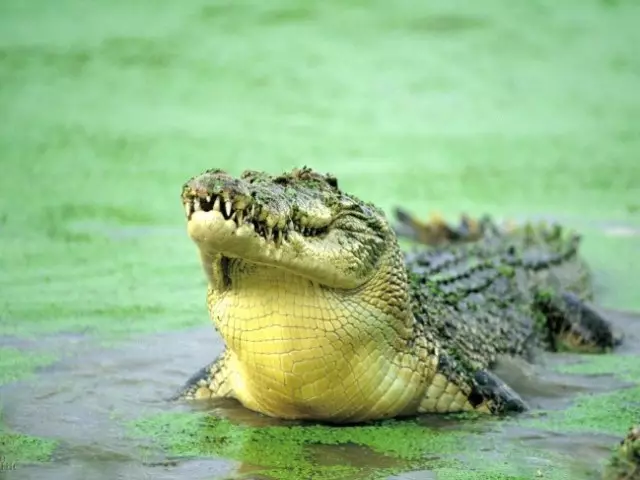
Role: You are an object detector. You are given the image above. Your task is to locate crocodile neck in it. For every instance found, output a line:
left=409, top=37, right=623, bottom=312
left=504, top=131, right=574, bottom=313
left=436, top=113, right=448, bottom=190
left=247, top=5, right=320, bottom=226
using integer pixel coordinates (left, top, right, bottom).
left=204, top=255, right=425, bottom=421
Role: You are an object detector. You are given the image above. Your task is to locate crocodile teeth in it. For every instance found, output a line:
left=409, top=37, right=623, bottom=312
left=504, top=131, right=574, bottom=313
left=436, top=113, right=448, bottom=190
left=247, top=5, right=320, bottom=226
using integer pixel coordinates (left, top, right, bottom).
left=288, top=220, right=295, bottom=231
left=194, top=200, right=202, bottom=212
left=266, top=227, right=272, bottom=240
left=225, top=200, right=233, bottom=218
left=236, top=210, right=244, bottom=224
left=185, top=203, right=191, bottom=217
left=212, top=196, right=221, bottom=212
left=205, top=195, right=211, bottom=203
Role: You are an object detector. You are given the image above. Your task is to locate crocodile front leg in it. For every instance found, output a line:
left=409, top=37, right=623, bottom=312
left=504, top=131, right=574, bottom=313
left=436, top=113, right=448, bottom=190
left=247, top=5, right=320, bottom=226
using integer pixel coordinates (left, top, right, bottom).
left=417, top=351, right=528, bottom=415
left=175, top=350, right=234, bottom=400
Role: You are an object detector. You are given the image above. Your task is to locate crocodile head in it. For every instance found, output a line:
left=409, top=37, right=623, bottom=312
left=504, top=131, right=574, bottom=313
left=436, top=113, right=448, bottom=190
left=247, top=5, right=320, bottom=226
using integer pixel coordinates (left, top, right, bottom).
left=181, top=167, right=418, bottom=421
left=181, top=166, right=396, bottom=290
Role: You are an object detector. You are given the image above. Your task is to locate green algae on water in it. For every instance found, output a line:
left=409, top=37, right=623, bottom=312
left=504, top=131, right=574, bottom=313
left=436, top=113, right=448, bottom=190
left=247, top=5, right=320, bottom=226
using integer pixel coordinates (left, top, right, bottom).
left=0, top=347, right=57, bottom=386
left=555, top=353, right=640, bottom=383
left=130, top=412, right=464, bottom=480
left=0, top=350, right=58, bottom=466
left=524, top=386, right=640, bottom=437
left=0, top=408, right=57, bottom=465
left=521, top=353, right=640, bottom=437
left=0, top=430, right=57, bottom=466
left=129, top=412, right=585, bottom=480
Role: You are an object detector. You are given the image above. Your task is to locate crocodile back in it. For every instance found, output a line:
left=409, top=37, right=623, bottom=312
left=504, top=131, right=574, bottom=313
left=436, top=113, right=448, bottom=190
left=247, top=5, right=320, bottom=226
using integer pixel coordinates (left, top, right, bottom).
left=405, top=225, right=590, bottom=371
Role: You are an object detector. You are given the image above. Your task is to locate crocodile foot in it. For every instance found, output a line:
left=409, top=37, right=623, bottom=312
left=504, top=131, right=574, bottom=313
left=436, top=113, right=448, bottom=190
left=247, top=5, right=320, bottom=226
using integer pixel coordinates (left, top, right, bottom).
left=174, top=351, right=234, bottom=401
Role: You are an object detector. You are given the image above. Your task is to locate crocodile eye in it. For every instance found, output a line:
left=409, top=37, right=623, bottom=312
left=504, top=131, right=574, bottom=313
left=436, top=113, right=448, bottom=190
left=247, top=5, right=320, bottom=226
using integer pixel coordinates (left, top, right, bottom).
left=338, top=196, right=357, bottom=209
left=361, top=205, right=375, bottom=217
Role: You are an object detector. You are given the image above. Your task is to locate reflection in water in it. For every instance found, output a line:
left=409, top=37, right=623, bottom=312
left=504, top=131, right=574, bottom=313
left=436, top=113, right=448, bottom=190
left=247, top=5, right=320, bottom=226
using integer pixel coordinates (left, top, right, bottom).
left=130, top=408, right=468, bottom=480
left=234, top=443, right=416, bottom=480
left=0, top=310, right=638, bottom=480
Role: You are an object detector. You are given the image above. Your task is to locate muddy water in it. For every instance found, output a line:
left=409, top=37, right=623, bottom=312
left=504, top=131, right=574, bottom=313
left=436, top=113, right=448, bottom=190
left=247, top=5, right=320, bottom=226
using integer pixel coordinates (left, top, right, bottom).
left=1, top=307, right=638, bottom=480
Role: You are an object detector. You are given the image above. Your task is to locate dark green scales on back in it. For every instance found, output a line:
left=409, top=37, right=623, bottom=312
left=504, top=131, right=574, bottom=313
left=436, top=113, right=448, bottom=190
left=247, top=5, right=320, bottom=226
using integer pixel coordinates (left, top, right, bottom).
left=395, top=210, right=620, bottom=411
left=396, top=213, right=638, bottom=478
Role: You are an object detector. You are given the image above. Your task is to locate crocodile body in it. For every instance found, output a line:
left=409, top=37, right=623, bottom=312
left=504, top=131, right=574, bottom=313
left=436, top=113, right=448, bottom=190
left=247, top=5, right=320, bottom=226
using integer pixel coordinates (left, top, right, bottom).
left=177, top=167, right=620, bottom=424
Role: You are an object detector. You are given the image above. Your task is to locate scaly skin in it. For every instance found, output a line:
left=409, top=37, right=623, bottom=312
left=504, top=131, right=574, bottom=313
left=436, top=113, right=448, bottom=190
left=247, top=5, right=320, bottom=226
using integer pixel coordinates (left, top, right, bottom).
left=177, top=167, right=620, bottom=424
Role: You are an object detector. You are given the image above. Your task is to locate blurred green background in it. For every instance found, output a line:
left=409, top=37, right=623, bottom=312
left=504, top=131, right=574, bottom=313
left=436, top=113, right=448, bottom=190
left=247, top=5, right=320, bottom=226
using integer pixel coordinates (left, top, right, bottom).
left=2, top=0, right=638, bottom=337
left=1, top=0, right=639, bottom=479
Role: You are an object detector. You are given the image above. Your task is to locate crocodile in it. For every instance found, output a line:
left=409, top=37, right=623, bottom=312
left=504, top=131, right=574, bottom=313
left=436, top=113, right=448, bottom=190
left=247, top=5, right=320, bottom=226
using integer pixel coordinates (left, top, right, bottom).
left=177, top=166, right=621, bottom=424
